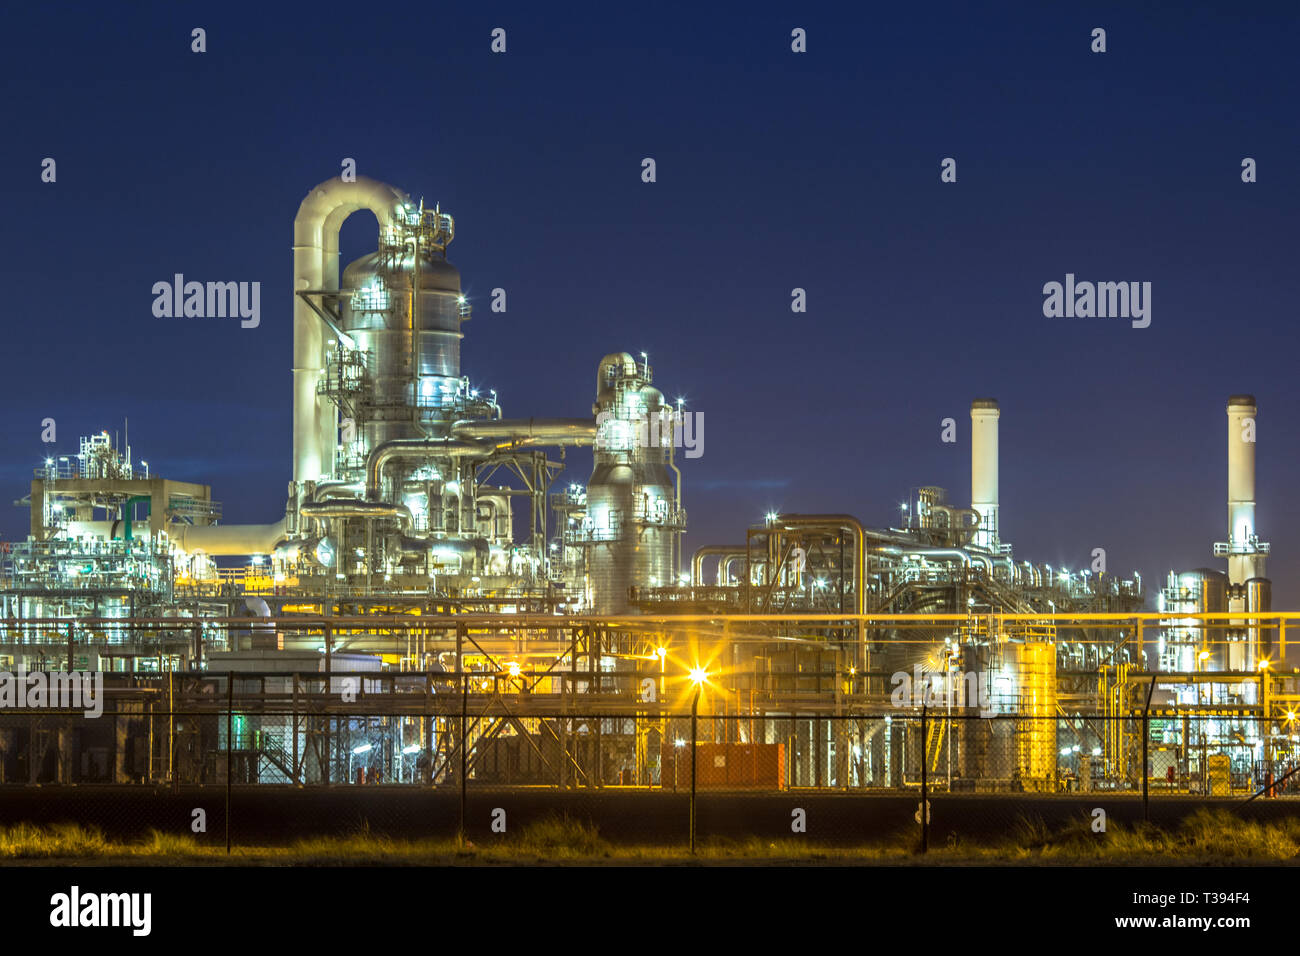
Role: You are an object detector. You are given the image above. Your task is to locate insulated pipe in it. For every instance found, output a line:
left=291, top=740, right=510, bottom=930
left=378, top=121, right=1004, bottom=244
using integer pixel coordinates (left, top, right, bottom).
left=769, top=514, right=867, bottom=615
left=364, top=438, right=492, bottom=499
left=312, top=480, right=364, bottom=501
left=450, top=418, right=596, bottom=446
left=170, top=519, right=288, bottom=556
left=299, top=500, right=412, bottom=530
left=970, top=398, right=1000, bottom=551
left=63, top=520, right=124, bottom=540
left=691, top=545, right=747, bottom=586
left=991, top=556, right=1019, bottom=583
left=294, top=175, right=409, bottom=485
left=428, top=537, right=491, bottom=571
left=1018, top=560, right=1036, bottom=586
left=875, top=545, right=983, bottom=571
left=770, top=513, right=870, bottom=671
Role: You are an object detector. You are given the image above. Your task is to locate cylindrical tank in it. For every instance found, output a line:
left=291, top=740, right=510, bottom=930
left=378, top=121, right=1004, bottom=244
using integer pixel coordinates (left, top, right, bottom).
left=1011, top=641, right=1057, bottom=789
left=1247, top=577, right=1273, bottom=662
left=340, top=248, right=464, bottom=454
left=585, top=354, right=682, bottom=613
left=1189, top=568, right=1228, bottom=668
left=1193, top=567, right=1228, bottom=613
left=963, top=641, right=1057, bottom=789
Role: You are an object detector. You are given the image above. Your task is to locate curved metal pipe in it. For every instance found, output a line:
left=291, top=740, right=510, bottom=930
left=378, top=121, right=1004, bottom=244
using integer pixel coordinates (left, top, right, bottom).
left=312, top=480, right=363, bottom=501
left=876, top=545, right=969, bottom=566
left=170, top=519, right=289, bottom=556
left=691, top=545, right=747, bottom=586
left=428, top=536, right=490, bottom=571
left=294, top=175, right=409, bottom=484
left=450, top=417, right=595, bottom=447
left=876, top=545, right=991, bottom=574
left=300, top=500, right=412, bottom=530
left=770, top=514, right=867, bottom=616
left=364, top=438, right=492, bottom=499
left=990, top=555, right=1018, bottom=584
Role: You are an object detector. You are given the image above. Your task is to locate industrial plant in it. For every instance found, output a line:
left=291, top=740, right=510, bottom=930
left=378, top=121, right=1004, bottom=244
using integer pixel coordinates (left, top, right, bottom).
left=0, top=176, right=1290, bottom=797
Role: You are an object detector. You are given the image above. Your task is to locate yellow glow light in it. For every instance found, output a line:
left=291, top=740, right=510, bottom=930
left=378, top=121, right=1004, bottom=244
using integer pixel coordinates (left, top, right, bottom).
left=689, top=667, right=708, bottom=685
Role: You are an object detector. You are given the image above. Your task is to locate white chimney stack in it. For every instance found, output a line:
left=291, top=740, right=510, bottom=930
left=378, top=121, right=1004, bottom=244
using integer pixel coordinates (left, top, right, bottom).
left=1224, top=394, right=1266, bottom=585
left=971, top=399, right=1000, bottom=551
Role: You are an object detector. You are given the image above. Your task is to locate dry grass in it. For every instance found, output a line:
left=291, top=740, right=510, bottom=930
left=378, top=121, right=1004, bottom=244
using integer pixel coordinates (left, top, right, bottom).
left=0, top=809, right=1296, bottom=865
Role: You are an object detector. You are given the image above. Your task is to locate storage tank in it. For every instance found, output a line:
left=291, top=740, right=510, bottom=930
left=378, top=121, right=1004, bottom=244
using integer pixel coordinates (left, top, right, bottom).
left=957, top=641, right=1056, bottom=790
left=1193, top=568, right=1228, bottom=668
left=1011, top=641, right=1057, bottom=789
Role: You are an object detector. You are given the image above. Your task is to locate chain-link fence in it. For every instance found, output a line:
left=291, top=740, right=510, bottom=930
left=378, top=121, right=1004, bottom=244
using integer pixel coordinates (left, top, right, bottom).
left=0, top=672, right=1295, bottom=855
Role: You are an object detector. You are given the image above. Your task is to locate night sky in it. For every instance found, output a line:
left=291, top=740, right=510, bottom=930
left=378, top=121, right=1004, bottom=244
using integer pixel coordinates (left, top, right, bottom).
left=3, top=1, right=1297, bottom=604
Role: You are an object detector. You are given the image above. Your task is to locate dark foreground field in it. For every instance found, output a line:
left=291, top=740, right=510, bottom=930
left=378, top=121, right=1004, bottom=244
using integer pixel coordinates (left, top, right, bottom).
left=0, top=786, right=1297, bottom=864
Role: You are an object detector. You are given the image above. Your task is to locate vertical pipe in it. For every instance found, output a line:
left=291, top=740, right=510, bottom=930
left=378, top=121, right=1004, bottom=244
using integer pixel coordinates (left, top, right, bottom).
left=225, top=671, right=233, bottom=854
left=459, top=672, right=468, bottom=844
left=424, top=671, right=434, bottom=786
left=1142, top=675, right=1155, bottom=822
left=920, top=701, right=929, bottom=853
left=690, top=687, right=700, bottom=854
left=168, top=670, right=175, bottom=791
left=292, top=673, right=299, bottom=785
left=323, top=623, right=332, bottom=786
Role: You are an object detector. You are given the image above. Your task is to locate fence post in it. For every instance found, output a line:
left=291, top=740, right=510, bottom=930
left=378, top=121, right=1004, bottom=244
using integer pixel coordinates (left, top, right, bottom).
left=690, top=688, right=700, bottom=854
left=169, top=670, right=177, bottom=793
left=323, top=624, right=332, bottom=787
left=920, top=702, right=929, bottom=853
left=459, top=671, right=468, bottom=844
left=226, top=671, right=233, bottom=855
left=424, top=670, right=433, bottom=787
left=1142, top=675, right=1156, bottom=823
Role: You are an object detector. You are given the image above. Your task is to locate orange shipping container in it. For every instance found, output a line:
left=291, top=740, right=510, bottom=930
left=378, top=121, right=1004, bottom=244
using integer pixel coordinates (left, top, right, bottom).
left=660, top=741, right=785, bottom=789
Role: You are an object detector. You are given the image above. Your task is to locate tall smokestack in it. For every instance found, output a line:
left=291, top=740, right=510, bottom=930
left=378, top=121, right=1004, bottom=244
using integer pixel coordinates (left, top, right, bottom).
left=1226, top=394, right=1260, bottom=583
left=1222, top=395, right=1269, bottom=670
left=970, top=399, right=1000, bottom=551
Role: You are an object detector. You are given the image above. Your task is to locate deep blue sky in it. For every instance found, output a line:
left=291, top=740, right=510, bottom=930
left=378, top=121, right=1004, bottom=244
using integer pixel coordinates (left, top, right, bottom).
left=3, top=1, right=1297, bottom=603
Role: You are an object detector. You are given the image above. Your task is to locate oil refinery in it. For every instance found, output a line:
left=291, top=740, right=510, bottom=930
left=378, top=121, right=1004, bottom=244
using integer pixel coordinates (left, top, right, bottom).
left=0, top=176, right=1292, bottom=796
